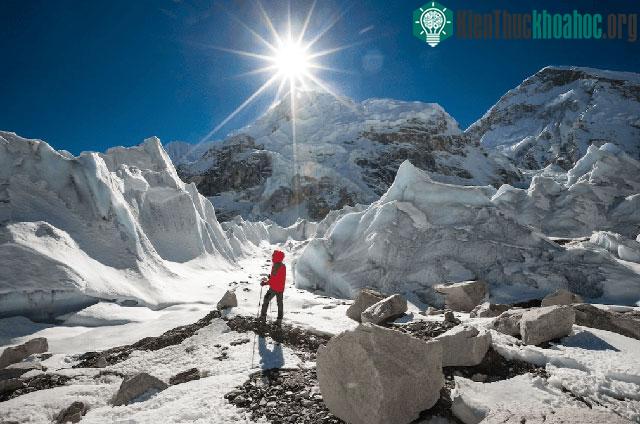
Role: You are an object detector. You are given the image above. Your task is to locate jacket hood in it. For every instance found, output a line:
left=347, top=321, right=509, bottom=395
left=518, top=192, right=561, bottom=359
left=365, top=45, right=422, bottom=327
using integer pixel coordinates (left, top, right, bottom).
left=272, top=250, right=285, bottom=263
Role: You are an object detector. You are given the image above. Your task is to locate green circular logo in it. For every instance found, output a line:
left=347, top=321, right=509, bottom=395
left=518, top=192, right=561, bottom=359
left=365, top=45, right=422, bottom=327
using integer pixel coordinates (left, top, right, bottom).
left=413, top=2, right=454, bottom=47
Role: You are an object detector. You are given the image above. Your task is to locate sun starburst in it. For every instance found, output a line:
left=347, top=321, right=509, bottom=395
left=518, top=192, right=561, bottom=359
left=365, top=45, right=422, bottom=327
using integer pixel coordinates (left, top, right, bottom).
left=199, top=0, right=354, bottom=143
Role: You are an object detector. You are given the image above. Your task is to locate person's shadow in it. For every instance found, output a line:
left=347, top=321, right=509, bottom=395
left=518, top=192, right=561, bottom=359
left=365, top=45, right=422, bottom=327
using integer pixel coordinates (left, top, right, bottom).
left=258, top=336, right=284, bottom=369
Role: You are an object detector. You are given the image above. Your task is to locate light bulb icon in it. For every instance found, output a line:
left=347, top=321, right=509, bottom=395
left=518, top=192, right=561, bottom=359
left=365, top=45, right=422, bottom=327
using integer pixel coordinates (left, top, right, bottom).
left=420, top=8, right=446, bottom=47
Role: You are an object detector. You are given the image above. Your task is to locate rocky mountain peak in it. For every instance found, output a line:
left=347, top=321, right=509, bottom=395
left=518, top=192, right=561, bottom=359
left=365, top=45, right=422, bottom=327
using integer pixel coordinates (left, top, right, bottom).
left=467, top=66, right=640, bottom=170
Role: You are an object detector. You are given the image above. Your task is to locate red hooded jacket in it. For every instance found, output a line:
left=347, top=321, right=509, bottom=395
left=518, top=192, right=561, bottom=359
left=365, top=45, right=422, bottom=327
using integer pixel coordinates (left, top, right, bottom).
left=267, top=250, right=286, bottom=293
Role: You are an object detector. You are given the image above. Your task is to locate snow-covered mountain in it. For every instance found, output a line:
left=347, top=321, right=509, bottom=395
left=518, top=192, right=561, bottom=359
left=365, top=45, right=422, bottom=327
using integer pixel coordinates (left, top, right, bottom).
left=168, top=91, right=521, bottom=225
left=467, top=66, right=640, bottom=170
left=0, top=132, right=239, bottom=320
left=294, top=161, right=640, bottom=306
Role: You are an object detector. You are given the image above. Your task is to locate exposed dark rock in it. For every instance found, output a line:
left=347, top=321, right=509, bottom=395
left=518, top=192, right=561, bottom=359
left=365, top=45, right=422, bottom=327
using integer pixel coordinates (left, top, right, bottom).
left=0, top=373, right=71, bottom=402
left=390, top=318, right=458, bottom=341
left=0, top=337, right=48, bottom=368
left=226, top=369, right=344, bottom=424
left=169, top=368, right=201, bottom=386
left=178, top=135, right=272, bottom=197
left=573, top=303, right=640, bottom=340
left=511, top=298, right=542, bottom=308
left=223, top=315, right=331, bottom=362
left=74, top=310, right=221, bottom=368
left=112, top=373, right=168, bottom=406
left=55, top=401, right=88, bottom=423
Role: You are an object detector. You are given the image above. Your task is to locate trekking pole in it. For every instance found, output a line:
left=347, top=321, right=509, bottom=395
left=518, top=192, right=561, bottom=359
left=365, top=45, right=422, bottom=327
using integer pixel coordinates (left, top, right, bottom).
left=251, top=284, right=264, bottom=368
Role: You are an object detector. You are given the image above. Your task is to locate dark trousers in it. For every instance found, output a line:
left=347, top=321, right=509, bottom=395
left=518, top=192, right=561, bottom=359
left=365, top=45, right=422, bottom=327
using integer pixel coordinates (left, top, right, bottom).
left=261, top=288, right=283, bottom=320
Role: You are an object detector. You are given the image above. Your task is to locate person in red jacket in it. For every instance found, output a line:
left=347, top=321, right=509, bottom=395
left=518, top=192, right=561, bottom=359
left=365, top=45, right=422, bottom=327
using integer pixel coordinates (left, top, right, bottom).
left=259, top=250, right=286, bottom=325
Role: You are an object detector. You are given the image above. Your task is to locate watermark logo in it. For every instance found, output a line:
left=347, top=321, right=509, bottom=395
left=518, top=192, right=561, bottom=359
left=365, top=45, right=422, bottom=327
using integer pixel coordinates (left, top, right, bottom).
left=413, top=2, right=454, bottom=47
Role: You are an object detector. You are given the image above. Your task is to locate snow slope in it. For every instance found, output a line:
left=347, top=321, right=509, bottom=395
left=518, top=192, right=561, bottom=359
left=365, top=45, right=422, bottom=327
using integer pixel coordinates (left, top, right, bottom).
left=467, top=66, right=640, bottom=170
left=169, top=90, right=521, bottom=225
left=1, top=249, right=638, bottom=423
left=0, top=132, right=241, bottom=320
left=294, top=161, right=640, bottom=306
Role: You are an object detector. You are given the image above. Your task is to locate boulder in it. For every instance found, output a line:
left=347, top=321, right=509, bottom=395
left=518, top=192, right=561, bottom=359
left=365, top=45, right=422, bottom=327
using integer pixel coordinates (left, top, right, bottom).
left=0, top=338, right=48, bottom=368
left=346, top=289, right=385, bottom=322
left=481, top=408, right=629, bottom=423
left=541, top=289, right=584, bottom=307
left=1, top=362, right=44, bottom=380
left=361, top=294, right=408, bottom=324
left=422, top=307, right=443, bottom=316
left=55, top=401, right=88, bottom=423
left=317, top=324, right=444, bottom=424
left=520, top=306, right=575, bottom=345
left=492, top=309, right=525, bottom=336
left=469, top=302, right=510, bottom=318
left=0, top=378, right=24, bottom=394
left=216, top=290, right=238, bottom=310
left=435, top=325, right=491, bottom=367
left=435, top=281, right=488, bottom=312
left=444, top=310, right=461, bottom=324
left=573, top=303, right=640, bottom=340
left=169, top=368, right=200, bottom=385
left=112, top=373, right=168, bottom=406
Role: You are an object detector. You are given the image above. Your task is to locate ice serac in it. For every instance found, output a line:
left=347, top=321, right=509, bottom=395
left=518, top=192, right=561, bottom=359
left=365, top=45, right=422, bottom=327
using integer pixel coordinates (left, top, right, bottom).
left=170, top=90, right=521, bottom=226
left=0, top=132, right=237, bottom=320
left=295, top=160, right=640, bottom=305
left=492, top=143, right=640, bottom=238
left=468, top=66, right=640, bottom=170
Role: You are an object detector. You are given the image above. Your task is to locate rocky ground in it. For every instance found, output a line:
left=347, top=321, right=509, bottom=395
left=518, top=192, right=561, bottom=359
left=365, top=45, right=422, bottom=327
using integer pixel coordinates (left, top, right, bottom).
left=2, top=289, right=639, bottom=423
left=74, top=310, right=223, bottom=368
left=224, top=314, right=548, bottom=424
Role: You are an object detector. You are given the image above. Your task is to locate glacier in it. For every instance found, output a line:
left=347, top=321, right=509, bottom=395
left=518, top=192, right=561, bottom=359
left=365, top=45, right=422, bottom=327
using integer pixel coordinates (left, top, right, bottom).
left=294, top=161, right=640, bottom=306
left=0, top=132, right=240, bottom=320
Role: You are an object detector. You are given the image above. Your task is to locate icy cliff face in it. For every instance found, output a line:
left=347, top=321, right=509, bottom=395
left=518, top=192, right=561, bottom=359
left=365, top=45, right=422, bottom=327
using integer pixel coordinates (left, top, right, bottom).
left=467, top=66, right=640, bottom=170
left=492, top=143, right=640, bottom=238
left=0, top=132, right=236, bottom=320
left=169, top=91, right=521, bottom=226
left=294, top=161, right=640, bottom=306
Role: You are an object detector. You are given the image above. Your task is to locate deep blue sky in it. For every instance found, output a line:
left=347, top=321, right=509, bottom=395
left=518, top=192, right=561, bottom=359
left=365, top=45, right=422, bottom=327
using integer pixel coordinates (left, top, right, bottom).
left=1, top=0, right=638, bottom=154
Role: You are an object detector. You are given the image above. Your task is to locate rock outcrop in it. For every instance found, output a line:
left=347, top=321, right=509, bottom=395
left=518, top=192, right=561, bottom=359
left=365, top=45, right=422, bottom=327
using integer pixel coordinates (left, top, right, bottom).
left=171, top=91, right=520, bottom=225
left=317, top=324, right=444, bottom=424
left=467, top=66, right=640, bottom=170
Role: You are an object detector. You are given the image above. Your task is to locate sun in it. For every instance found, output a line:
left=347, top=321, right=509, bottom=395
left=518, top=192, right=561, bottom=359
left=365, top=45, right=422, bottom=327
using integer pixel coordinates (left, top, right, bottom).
left=272, top=39, right=311, bottom=81
left=199, top=1, right=359, bottom=143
